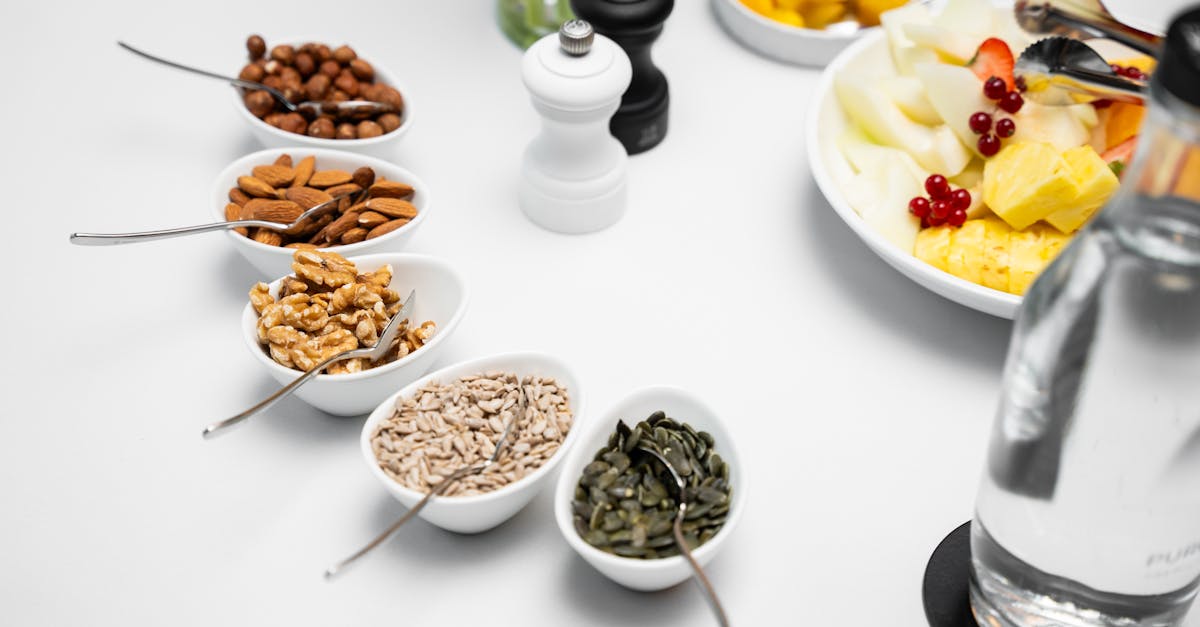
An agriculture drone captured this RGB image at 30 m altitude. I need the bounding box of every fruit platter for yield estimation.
[806,0,1153,318]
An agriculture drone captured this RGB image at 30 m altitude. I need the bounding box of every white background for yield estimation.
[1,0,1193,625]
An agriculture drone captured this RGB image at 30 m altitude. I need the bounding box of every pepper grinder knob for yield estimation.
[559,19,595,55]
[570,0,673,154]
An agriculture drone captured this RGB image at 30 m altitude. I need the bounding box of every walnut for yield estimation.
[249,282,275,315]
[292,250,357,288]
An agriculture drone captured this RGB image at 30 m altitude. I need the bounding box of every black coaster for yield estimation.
[923,521,979,627]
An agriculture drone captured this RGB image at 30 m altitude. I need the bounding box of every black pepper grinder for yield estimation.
[569,0,673,154]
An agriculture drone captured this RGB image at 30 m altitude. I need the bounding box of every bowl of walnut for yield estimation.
[241,250,469,416]
[212,147,429,279]
[233,35,411,157]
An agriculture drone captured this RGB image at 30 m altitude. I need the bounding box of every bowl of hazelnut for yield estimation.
[234,35,411,157]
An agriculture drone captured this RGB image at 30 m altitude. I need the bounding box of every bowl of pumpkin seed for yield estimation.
[553,386,745,591]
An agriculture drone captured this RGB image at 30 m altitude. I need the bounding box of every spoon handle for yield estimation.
[118,41,271,94]
[324,465,479,579]
[69,219,286,246]
[674,506,730,627]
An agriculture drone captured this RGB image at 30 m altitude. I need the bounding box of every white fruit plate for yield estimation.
[806,28,1022,319]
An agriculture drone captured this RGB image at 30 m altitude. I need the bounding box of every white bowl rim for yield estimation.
[358,350,587,506]
[240,252,469,383]
[804,28,1022,317]
[717,0,877,41]
[210,146,430,256]
[555,384,746,572]
[230,38,411,148]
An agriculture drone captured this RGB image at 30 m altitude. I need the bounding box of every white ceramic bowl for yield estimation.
[554,386,745,591]
[212,147,430,280]
[712,0,876,67]
[232,41,411,157]
[359,352,585,534]
[240,253,468,416]
[806,29,1021,318]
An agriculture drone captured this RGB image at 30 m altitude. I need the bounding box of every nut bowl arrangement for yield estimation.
[212,147,429,279]
[553,385,745,591]
[359,352,585,534]
[232,37,412,156]
[240,252,468,416]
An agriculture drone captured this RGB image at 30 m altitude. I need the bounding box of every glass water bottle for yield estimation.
[971,7,1200,626]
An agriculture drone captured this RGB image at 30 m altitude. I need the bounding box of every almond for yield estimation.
[340,227,369,244]
[357,210,389,229]
[366,218,409,239]
[225,203,249,236]
[252,164,296,187]
[252,228,284,247]
[324,211,362,241]
[229,186,251,206]
[284,242,318,250]
[284,186,333,210]
[291,155,316,188]
[274,153,293,168]
[308,169,353,188]
[246,199,303,223]
[365,197,418,219]
[238,175,277,198]
[367,180,414,199]
[324,183,362,198]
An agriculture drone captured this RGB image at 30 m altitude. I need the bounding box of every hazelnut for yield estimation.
[336,123,358,140]
[279,66,301,86]
[246,35,267,60]
[352,166,376,188]
[281,86,303,104]
[314,44,332,62]
[348,59,374,82]
[262,75,284,91]
[359,83,383,102]
[264,59,282,75]
[279,112,307,135]
[376,85,404,111]
[319,60,340,78]
[304,74,331,101]
[270,44,295,65]
[377,113,402,133]
[308,117,336,139]
[357,120,383,139]
[244,90,275,118]
[329,89,350,102]
[264,112,287,128]
[333,71,359,97]
[239,63,265,83]
[332,45,357,64]
[294,52,315,77]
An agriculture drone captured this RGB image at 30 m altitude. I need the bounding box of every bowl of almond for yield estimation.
[211,147,429,279]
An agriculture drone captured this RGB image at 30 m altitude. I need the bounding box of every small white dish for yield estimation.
[232,40,411,157]
[554,386,745,591]
[806,29,1021,318]
[360,352,585,534]
[712,0,874,67]
[240,253,468,416]
[212,147,430,280]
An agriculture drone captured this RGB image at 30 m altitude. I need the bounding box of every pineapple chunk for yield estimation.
[1044,145,1120,233]
[947,219,986,285]
[914,226,953,272]
[1008,224,1072,295]
[980,217,1012,292]
[983,141,1080,230]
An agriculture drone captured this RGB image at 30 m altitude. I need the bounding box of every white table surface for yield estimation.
[3,1,1194,625]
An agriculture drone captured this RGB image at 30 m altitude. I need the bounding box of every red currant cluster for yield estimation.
[970,76,1023,157]
[1110,63,1148,81]
[909,174,970,228]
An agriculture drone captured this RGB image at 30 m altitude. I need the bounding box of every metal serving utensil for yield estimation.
[635,444,730,627]
[201,290,415,439]
[1016,36,1147,106]
[117,42,398,119]
[1014,0,1163,57]
[323,383,527,579]
[69,188,357,246]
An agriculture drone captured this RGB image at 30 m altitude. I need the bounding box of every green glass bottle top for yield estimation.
[497,0,576,49]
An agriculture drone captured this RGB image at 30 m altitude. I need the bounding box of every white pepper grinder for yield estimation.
[519,19,632,234]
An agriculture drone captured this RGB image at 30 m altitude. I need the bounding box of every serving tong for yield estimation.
[1013,0,1164,106]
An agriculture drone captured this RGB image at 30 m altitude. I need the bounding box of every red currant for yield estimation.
[930,199,950,220]
[1092,99,1113,109]
[984,77,1007,100]
[1110,63,1123,74]
[920,216,930,229]
[995,118,1016,138]
[947,208,968,227]
[968,112,993,135]
[909,196,931,218]
[1015,76,1027,92]
[1129,68,1146,80]
[925,174,950,199]
[950,188,972,211]
[927,213,947,227]
[978,133,1001,157]
[998,91,1024,114]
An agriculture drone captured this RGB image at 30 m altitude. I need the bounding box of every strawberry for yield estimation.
[967,38,1016,91]
[1102,136,1137,178]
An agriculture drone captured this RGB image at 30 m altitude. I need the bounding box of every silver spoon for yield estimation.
[69,187,358,246]
[117,41,399,119]
[323,382,527,578]
[1016,36,1147,106]
[1014,0,1163,57]
[635,444,731,627]
[201,290,415,439]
